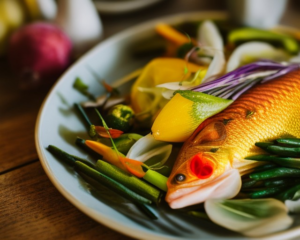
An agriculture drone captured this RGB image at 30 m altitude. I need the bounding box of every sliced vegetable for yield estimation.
[94,125,123,139]
[197,20,225,83]
[226,42,290,72]
[152,91,232,142]
[205,198,293,237]
[191,60,299,100]
[142,166,168,192]
[130,58,204,126]
[85,140,125,169]
[95,160,162,204]
[126,133,172,167]
[228,28,299,54]
[94,108,146,178]
[75,161,151,205]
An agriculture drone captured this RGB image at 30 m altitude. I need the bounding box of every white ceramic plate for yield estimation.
[93,0,163,14]
[35,11,300,240]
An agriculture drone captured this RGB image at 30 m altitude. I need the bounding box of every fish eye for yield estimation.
[175,174,186,182]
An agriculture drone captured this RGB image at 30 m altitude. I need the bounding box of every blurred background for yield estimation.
[0,0,299,91]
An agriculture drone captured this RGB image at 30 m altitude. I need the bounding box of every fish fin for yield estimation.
[232,158,265,176]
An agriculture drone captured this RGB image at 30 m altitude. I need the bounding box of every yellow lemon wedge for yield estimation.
[152,91,233,142]
[131,58,205,126]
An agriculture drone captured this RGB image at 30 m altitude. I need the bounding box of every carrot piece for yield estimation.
[85,140,126,170]
[119,156,146,178]
[102,81,114,93]
[85,140,146,177]
[94,126,123,138]
[155,23,190,46]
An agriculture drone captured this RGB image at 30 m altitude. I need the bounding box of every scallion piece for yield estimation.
[95,160,162,204]
[75,161,152,205]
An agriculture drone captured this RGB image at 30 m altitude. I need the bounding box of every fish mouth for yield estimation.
[165,169,241,209]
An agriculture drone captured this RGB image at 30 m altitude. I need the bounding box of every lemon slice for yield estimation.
[131,58,204,115]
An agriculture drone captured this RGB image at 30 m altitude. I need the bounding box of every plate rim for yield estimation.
[93,0,163,14]
[35,10,300,240]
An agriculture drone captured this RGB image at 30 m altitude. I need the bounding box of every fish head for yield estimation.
[166,120,241,208]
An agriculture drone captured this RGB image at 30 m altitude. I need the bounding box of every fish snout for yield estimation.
[165,169,242,209]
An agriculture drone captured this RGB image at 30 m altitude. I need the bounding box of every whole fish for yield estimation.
[166,70,300,209]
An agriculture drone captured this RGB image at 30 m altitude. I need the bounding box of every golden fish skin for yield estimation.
[166,70,300,200]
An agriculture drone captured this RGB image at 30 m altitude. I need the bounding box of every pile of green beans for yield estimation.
[47,145,161,219]
[242,138,300,201]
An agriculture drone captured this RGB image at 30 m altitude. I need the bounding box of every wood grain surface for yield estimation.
[0,161,132,240]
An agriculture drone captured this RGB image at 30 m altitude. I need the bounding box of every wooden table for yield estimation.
[1,1,299,239]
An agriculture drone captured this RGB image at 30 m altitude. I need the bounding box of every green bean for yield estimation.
[95,160,162,204]
[250,163,278,174]
[242,179,264,189]
[75,161,152,205]
[77,170,156,220]
[47,145,95,168]
[250,167,300,180]
[245,154,300,169]
[276,138,300,147]
[248,186,285,199]
[255,142,274,151]
[277,183,300,201]
[266,145,300,157]
[264,178,300,187]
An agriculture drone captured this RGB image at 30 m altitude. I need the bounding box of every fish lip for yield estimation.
[165,168,241,209]
[165,185,200,203]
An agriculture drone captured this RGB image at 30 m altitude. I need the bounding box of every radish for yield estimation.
[9,22,72,89]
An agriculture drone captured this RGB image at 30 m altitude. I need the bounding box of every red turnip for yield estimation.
[9,22,72,89]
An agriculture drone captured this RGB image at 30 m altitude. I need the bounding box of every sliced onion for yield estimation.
[226,41,290,72]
